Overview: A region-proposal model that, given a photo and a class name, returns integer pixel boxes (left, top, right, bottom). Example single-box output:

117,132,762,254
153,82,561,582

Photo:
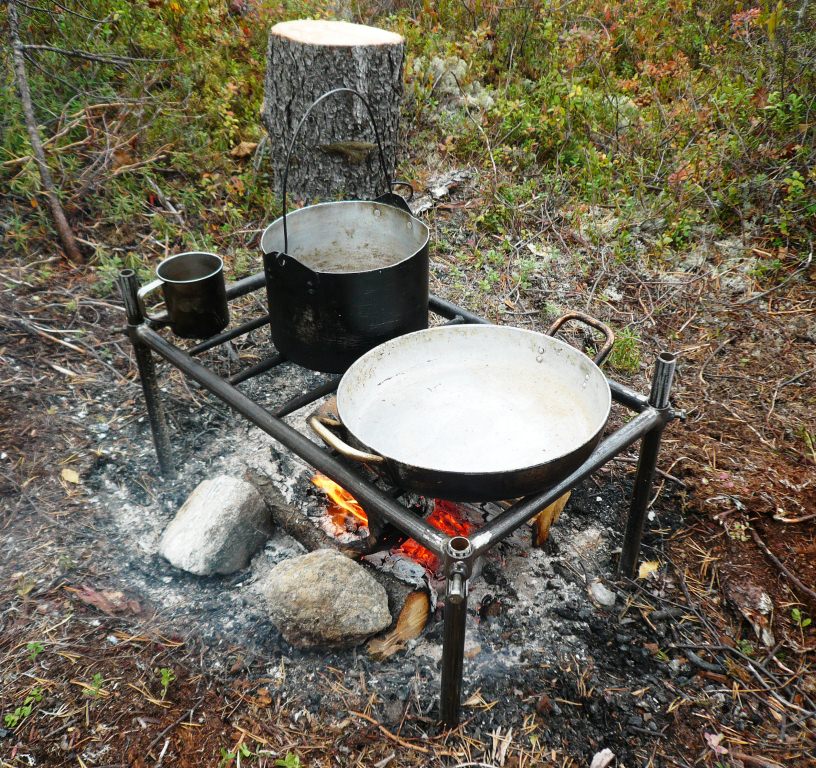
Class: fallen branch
731,752,785,768
20,43,173,66
5,314,87,354
736,251,812,305
773,512,816,524
749,527,816,605
145,700,203,757
244,468,366,558
7,0,83,263
348,710,430,754
612,456,688,487
146,177,185,228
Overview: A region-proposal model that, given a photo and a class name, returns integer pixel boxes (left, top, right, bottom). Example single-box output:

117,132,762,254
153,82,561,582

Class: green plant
3,687,43,729
26,641,45,663
219,743,256,767
157,667,176,699
478,268,500,292
726,520,750,542
84,672,105,698
275,754,301,768
736,639,755,656
800,427,816,465
749,257,784,282
791,607,811,629
514,256,539,289
608,329,642,374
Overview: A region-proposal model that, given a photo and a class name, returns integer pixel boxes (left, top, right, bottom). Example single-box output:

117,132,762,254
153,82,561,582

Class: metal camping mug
136,252,229,339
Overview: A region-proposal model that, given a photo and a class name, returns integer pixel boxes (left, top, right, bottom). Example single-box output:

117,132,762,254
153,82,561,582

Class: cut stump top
270,19,403,47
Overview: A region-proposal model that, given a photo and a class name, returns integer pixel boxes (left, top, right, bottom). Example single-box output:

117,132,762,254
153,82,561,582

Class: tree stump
261,19,404,202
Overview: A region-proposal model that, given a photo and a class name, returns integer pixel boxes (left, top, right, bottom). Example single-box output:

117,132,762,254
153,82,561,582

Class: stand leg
118,270,176,479
619,353,676,578
440,572,468,728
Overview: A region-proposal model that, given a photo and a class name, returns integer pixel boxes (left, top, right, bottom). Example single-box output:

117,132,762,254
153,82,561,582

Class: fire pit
117,269,682,727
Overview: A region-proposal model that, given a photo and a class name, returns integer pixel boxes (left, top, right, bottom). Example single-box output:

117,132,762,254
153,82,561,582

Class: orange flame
311,473,369,527
396,500,473,572
310,475,473,572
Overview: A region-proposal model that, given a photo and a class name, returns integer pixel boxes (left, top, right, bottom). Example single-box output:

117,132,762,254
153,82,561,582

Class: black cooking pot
260,88,430,374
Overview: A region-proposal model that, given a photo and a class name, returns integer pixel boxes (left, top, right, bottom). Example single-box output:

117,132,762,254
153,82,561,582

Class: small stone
590,579,617,607
257,549,391,648
590,749,616,768
159,476,271,576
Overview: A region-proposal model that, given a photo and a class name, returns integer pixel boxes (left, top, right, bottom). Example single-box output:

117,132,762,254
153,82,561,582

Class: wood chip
368,591,430,659
532,492,570,547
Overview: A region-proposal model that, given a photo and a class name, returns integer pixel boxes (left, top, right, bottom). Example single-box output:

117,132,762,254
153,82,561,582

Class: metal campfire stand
118,268,682,729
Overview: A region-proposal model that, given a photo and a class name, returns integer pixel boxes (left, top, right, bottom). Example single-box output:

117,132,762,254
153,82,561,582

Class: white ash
83,353,689,750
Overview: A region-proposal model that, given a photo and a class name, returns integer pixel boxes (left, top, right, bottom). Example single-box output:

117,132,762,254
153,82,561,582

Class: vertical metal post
440,536,472,728
117,270,176,478
619,353,677,578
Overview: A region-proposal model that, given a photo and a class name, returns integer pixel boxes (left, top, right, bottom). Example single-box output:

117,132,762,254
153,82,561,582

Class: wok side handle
308,415,385,465
547,311,615,366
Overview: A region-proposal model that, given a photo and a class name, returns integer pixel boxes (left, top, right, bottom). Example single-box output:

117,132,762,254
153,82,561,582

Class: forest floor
2,167,815,767
1,2,815,767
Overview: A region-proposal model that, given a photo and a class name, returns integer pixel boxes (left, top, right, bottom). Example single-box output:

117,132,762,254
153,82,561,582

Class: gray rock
590,579,617,607
257,549,391,648
159,476,271,576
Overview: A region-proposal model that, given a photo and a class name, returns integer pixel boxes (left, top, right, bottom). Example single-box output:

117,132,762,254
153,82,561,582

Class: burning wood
311,472,369,533
396,500,474,573
311,475,474,575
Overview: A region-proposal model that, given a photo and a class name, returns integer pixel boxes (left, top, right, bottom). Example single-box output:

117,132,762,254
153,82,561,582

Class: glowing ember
309,475,472,571
311,473,368,528
396,500,473,572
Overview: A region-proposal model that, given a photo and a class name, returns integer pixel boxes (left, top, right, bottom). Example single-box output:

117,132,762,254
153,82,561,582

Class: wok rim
335,325,612,477
259,200,430,273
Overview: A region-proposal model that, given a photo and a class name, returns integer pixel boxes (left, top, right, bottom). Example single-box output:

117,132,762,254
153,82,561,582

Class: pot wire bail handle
280,87,394,255
546,311,615,366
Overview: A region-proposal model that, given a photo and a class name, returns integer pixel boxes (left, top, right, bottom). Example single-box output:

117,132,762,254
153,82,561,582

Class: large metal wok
309,313,615,501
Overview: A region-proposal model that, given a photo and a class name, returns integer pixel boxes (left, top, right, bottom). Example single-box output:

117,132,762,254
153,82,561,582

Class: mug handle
136,279,166,323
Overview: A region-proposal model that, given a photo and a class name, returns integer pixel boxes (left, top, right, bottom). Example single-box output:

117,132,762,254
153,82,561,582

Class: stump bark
261,19,405,202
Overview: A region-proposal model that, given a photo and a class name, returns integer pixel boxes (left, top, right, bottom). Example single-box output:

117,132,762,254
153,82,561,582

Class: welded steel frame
118,269,680,729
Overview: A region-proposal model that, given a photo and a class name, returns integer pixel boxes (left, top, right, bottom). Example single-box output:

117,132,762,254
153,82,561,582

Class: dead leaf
704,732,728,756
61,467,80,484
638,560,660,579
533,492,570,547
15,575,36,597
368,591,430,659
230,140,258,158
71,585,142,616
112,148,135,169
722,576,775,647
